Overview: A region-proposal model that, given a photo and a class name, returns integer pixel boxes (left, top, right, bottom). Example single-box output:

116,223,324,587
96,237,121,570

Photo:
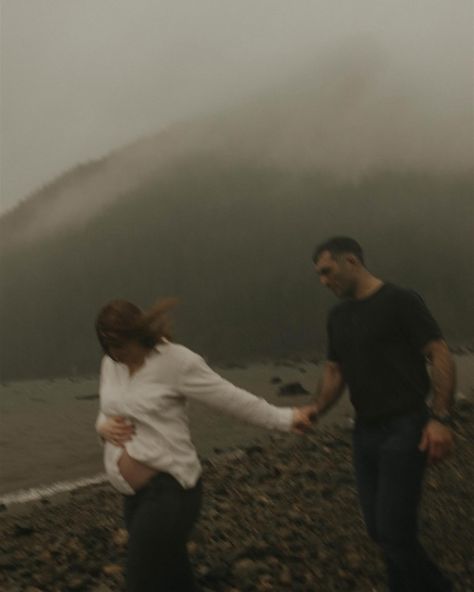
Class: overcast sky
1,0,472,213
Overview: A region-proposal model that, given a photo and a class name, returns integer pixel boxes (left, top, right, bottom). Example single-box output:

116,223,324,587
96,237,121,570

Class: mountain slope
1,56,472,379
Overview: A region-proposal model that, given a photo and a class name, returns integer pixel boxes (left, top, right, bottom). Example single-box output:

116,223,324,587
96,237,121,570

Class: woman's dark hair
95,298,177,356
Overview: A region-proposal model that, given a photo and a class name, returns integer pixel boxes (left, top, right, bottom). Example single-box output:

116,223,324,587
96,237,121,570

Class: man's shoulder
327,283,424,319
383,283,425,305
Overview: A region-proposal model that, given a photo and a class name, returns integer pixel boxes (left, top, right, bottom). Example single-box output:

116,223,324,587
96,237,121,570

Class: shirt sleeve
95,410,108,431
397,289,443,351
326,311,340,362
95,356,109,443
178,352,293,432
95,411,107,445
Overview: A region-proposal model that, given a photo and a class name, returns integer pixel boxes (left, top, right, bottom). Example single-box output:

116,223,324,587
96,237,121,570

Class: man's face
314,250,357,299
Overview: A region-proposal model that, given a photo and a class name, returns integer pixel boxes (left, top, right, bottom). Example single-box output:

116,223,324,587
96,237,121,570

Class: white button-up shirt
97,342,293,492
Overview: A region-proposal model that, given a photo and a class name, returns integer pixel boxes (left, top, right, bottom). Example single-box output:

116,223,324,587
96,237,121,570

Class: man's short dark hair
312,236,364,265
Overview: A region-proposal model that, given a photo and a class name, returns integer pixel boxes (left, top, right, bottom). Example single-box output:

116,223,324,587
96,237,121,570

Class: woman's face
107,339,147,365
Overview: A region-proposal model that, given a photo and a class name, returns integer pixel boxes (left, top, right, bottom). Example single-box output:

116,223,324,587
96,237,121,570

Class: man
312,236,455,592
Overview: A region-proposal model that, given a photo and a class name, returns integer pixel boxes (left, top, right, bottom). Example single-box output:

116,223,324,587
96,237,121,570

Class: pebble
0,403,472,591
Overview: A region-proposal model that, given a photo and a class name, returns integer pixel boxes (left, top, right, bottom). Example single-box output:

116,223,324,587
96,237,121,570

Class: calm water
0,360,333,501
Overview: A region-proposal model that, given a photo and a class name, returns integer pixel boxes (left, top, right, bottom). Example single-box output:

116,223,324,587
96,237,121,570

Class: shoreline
1,351,473,503
0,474,108,510
0,357,337,498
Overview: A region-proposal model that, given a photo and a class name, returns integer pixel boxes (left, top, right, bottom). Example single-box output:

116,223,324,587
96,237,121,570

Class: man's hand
418,419,454,464
291,405,319,434
98,416,135,447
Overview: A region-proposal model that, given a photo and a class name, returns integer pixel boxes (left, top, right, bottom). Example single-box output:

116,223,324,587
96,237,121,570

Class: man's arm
424,339,456,416
419,339,456,464
314,361,346,417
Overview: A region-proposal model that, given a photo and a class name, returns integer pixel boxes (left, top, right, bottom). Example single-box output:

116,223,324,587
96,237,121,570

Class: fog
1,0,472,213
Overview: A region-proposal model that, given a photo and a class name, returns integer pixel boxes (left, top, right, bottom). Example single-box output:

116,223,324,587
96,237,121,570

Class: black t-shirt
327,283,443,423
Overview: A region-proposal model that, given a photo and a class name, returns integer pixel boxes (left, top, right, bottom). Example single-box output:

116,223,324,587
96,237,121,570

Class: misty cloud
1,28,472,249
204,40,473,176
1,0,472,212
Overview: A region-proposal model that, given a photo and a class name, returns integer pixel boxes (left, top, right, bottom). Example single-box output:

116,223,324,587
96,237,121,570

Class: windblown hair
312,236,365,265
95,298,177,355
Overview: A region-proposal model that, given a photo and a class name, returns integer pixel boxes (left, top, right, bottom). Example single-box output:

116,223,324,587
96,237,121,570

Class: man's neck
353,273,384,300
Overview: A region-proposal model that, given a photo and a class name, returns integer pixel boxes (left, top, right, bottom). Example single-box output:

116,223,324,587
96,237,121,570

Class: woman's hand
291,405,318,434
98,416,135,447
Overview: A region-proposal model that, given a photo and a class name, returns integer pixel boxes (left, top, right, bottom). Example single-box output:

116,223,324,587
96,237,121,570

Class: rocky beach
0,384,473,592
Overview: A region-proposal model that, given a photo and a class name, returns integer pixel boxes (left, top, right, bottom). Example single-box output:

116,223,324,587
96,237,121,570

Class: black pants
353,411,452,592
123,473,202,592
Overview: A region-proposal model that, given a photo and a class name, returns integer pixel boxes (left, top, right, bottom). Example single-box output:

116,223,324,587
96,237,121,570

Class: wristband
429,410,454,427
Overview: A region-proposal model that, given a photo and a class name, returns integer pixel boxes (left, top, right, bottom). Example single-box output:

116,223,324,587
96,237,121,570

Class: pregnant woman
95,298,315,592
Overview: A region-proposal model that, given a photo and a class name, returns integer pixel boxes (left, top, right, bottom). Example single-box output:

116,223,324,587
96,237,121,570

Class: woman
95,298,315,592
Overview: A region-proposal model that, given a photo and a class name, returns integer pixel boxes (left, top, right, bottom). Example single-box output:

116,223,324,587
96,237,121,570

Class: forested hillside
1,160,472,380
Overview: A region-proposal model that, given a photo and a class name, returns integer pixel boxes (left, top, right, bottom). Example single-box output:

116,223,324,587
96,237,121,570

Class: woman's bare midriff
117,449,158,492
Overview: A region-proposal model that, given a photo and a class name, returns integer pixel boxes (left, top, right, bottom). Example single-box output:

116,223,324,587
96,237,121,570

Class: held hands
291,405,319,434
98,416,135,447
419,420,454,464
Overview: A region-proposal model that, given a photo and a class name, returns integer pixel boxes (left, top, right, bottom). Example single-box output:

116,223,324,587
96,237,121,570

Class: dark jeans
123,473,202,592
353,411,452,592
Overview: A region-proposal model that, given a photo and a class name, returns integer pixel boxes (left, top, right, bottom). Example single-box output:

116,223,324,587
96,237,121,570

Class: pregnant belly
118,449,158,492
